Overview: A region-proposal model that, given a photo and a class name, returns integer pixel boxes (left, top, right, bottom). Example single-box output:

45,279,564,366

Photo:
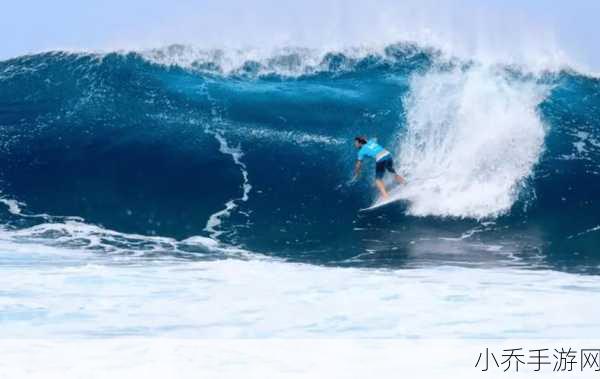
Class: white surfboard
359,198,403,212
359,186,405,212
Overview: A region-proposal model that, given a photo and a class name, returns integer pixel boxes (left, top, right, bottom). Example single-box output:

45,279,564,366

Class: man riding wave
351,136,405,199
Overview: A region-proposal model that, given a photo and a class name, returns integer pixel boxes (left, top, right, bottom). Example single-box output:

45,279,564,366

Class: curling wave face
0,43,599,272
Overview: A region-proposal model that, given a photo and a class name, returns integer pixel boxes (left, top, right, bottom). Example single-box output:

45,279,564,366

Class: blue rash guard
357,140,391,162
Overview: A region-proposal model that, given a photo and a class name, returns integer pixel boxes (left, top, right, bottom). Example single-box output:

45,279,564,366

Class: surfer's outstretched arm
353,160,362,180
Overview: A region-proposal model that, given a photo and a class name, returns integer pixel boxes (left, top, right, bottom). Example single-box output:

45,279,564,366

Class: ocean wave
0,43,599,268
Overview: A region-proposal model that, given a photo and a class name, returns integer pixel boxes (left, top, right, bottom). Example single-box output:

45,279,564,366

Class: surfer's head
354,136,367,149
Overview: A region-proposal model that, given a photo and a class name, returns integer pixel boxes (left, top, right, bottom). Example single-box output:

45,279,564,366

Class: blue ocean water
1,44,600,339
1,44,599,271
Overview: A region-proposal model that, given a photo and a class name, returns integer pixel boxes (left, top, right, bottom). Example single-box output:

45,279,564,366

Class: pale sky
4,0,600,72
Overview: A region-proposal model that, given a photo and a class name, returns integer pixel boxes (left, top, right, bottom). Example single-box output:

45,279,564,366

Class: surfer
350,136,405,199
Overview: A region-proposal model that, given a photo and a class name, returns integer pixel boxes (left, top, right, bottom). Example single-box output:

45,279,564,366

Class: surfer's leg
374,161,389,199
375,179,389,198
385,159,405,184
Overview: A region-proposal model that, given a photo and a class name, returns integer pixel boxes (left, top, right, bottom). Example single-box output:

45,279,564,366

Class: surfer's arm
353,160,362,180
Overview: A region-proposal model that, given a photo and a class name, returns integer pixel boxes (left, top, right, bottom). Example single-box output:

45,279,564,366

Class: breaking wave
1,43,599,271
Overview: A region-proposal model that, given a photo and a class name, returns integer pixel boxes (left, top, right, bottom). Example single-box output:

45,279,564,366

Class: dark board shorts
375,157,396,179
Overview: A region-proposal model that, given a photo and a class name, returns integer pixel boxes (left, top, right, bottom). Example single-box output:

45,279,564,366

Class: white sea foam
204,132,252,239
560,129,600,164
0,197,23,215
0,219,252,261
393,66,548,219
1,254,599,339
0,194,83,222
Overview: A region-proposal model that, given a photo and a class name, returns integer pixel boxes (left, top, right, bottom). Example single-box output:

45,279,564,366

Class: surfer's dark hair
355,136,367,145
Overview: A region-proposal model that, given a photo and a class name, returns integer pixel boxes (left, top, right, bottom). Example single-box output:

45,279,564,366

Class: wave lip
134,39,596,79
139,43,437,77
